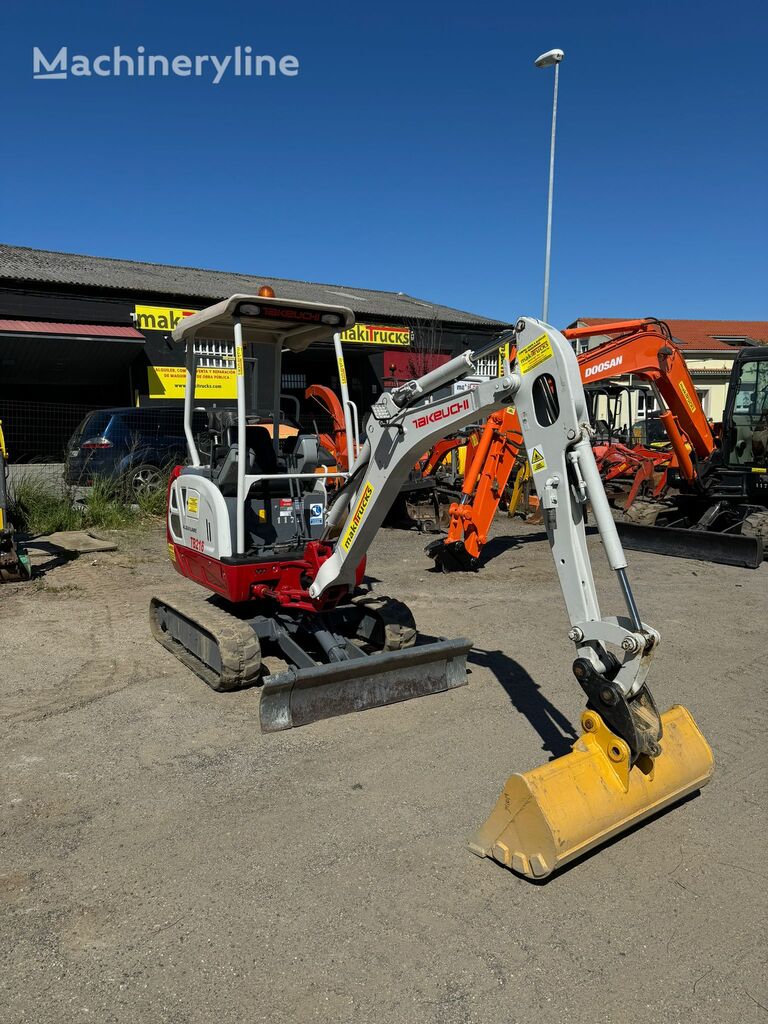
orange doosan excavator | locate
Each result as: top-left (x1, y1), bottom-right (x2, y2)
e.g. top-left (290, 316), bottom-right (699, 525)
top-left (428, 318), bottom-right (766, 570)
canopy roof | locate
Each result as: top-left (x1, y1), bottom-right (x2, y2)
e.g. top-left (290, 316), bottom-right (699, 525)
top-left (171, 294), bottom-right (354, 351)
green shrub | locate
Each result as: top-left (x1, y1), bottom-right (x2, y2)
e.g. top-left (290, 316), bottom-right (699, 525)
top-left (8, 471), bottom-right (168, 535)
top-left (8, 475), bottom-right (81, 534)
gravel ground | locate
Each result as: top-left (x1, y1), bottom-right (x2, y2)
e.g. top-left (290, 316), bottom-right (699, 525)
top-left (1, 520), bottom-right (766, 1024)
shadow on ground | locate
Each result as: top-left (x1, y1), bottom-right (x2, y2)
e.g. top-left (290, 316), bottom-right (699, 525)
top-left (469, 646), bottom-right (578, 758)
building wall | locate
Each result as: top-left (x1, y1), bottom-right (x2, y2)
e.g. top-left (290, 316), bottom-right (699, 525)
top-left (0, 282), bottom-right (498, 460)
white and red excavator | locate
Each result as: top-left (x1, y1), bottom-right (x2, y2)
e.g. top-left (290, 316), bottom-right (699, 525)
top-left (150, 294), bottom-right (713, 879)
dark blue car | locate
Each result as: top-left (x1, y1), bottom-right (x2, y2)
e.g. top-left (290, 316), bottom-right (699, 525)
top-left (65, 407), bottom-right (206, 497)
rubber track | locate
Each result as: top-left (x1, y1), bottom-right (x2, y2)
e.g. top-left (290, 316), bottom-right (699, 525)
top-left (150, 592), bottom-right (262, 692)
top-left (351, 594), bottom-right (417, 651)
top-left (743, 511), bottom-right (768, 549)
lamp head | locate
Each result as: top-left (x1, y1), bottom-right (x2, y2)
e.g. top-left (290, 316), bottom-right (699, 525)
top-left (534, 48), bottom-right (565, 68)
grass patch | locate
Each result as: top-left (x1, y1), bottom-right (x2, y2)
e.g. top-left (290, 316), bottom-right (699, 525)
top-left (8, 472), bottom-right (169, 535)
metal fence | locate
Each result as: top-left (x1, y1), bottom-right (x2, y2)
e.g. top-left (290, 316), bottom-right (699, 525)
top-left (1, 396), bottom-right (342, 497)
top-left (1, 399), bottom-right (107, 492)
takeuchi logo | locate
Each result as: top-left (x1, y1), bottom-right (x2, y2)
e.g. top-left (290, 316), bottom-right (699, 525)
top-left (411, 397), bottom-right (471, 430)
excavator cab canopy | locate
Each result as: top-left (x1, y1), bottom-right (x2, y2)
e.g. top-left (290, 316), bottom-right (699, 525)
top-left (172, 293), bottom-right (357, 559)
top-left (171, 293), bottom-right (354, 350)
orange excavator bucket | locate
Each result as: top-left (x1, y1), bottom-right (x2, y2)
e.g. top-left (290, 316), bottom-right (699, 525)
top-left (470, 705), bottom-right (713, 880)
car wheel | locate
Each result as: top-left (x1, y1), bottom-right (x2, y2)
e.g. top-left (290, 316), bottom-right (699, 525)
top-left (124, 464), bottom-right (163, 500)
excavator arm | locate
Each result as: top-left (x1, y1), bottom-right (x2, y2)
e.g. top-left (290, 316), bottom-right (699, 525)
top-left (314, 318), bottom-right (712, 877)
top-left (316, 319), bottom-right (660, 742)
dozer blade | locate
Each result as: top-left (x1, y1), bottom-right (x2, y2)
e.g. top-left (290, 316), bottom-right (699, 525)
top-left (470, 705), bottom-right (714, 880)
top-left (259, 637), bottom-right (471, 732)
top-left (616, 521), bottom-right (763, 569)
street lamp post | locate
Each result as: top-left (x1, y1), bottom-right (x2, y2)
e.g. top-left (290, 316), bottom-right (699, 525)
top-left (535, 48), bottom-right (565, 324)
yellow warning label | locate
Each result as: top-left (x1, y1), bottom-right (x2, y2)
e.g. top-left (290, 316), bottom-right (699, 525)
top-left (337, 356), bottom-right (347, 387)
top-left (167, 542), bottom-right (176, 562)
top-left (236, 346), bottom-right (244, 378)
top-left (752, 467), bottom-right (767, 474)
top-left (498, 341), bottom-right (510, 377)
top-left (186, 495), bottom-right (199, 515)
top-left (519, 333), bottom-right (553, 375)
top-left (341, 481), bottom-right (375, 551)
top-left (529, 446), bottom-right (547, 473)
top-left (678, 380), bottom-right (697, 414)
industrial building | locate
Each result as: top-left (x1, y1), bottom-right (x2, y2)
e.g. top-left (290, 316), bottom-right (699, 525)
top-left (0, 245), bottom-right (505, 462)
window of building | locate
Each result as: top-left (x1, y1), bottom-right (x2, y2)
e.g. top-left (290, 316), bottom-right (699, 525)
top-left (636, 391), bottom-right (658, 420)
top-left (473, 355), bottom-right (499, 379)
top-left (192, 339), bottom-right (235, 368)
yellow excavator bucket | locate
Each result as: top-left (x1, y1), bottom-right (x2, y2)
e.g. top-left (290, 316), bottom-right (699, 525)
top-left (470, 705), bottom-right (713, 880)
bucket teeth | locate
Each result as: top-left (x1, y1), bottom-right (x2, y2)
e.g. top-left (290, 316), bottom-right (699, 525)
top-left (471, 705), bottom-right (714, 880)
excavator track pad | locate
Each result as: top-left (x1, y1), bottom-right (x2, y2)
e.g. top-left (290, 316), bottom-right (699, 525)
top-left (470, 705), bottom-right (713, 880)
top-left (150, 592), bottom-right (263, 692)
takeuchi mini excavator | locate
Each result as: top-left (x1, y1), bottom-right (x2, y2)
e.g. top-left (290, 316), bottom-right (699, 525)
top-left (151, 294), bottom-right (713, 879)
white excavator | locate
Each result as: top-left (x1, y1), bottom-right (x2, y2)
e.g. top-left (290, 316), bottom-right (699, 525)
top-left (151, 294), bottom-right (713, 879)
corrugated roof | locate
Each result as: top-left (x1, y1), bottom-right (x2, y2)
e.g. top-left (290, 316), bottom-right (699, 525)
top-left (0, 319), bottom-right (144, 339)
top-left (0, 244), bottom-right (506, 328)
top-left (575, 318), bottom-right (768, 352)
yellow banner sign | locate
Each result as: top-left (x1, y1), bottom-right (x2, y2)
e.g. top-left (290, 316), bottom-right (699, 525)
top-left (339, 323), bottom-right (411, 347)
top-left (148, 365), bottom-right (237, 400)
top-left (135, 304), bottom-right (197, 332)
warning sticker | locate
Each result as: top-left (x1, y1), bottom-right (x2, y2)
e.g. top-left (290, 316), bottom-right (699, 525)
top-left (678, 380), bottom-right (697, 414)
top-left (186, 494), bottom-right (199, 517)
top-left (519, 333), bottom-right (553, 375)
top-left (167, 542), bottom-right (176, 562)
top-left (529, 447), bottom-right (547, 473)
top-left (337, 356), bottom-right (347, 387)
top-left (497, 341), bottom-right (510, 377)
top-left (236, 346), bottom-right (244, 377)
top-left (341, 481), bottom-right (375, 551)
top-left (309, 502), bottom-right (324, 526)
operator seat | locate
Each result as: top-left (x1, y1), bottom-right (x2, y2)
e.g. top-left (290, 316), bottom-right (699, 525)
top-left (213, 444), bottom-right (256, 496)
top-left (214, 426), bottom-right (294, 499)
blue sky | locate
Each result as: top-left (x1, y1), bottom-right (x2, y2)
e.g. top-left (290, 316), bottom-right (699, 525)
top-left (2, 0), bottom-right (765, 327)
